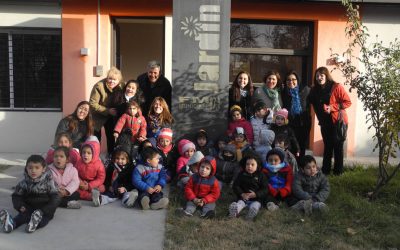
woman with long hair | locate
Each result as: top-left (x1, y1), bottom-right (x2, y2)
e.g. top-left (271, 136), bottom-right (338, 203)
top-left (308, 67), bottom-right (351, 175)
top-left (55, 101), bottom-right (94, 149)
top-left (228, 71), bottom-right (255, 120)
top-left (146, 97), bottom-right (174, 139)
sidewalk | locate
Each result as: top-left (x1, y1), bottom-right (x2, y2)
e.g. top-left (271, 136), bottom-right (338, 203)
top-left (0, 153), bottom-right (167, 250)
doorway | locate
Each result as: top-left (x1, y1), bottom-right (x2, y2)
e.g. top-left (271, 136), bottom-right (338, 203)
top-left (112, 18), bottom-right (164, 81)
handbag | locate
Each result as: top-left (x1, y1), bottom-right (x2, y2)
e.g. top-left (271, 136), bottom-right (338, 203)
top-left (335, 109), bottom-right (348, 142)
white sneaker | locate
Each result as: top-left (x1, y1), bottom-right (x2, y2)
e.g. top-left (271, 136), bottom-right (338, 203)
top-left (67, 200), bottom-right (81, 209)
top-left (125, 190), bottom-right (139, 207)
top-left (229, 202), bottom-right (239, 218)
top-left (92, 189), bottom-right (101, 207)
top-left (267, 202), bottom-right (279, 211)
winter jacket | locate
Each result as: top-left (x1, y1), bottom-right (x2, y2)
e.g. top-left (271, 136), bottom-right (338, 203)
top-left (215, 157), bottom-right (240, 183)
top-left (132, 162), bottom-right (166, 192)
top-left (12, 170), bottom-right (60, 218)
top-left (89, 78), bottom-right (124, 131)
top-left (251, 112), bottom-right (274, 147)
top-left (228, 87), bottom-right (254, 120)
top-left (233, 169), bottom-right (269, 203)
top-left (185, 157), bottom-right (220, 204)
top-left (252, 87), bottom-right (283, 112)
top-left (112, 89), bottom-right (145, 119)
top-left (227, 118), bottom-right (254, 144)
top-left (149, 137), bottom-right (178, 176)
top-left (270, 124), bottom-right (300, 155)
top-left (292, 171), bottom-right (330, 202)
top-left (75, 140), bottom-right (106, 190)
top-left (55, 117), bottom-right (89, 149)
top-left (308, 82), bottom-right (351, 127)
top-left (48, 163), bottom-right (80, 195)
top-left (45, 147), bottom-right (80, 166)
top-left (114, 111), bottom-right (147, 143)
top-left (104, 162), bottom-right (135, 195)
top-left (282, 85), bottom-right (312, 129)
top-left (138, 72), bottom-right (171, 116)
top-left (262, 163), bottom-right (293, 198)
top-left (229, 141), bottom-right (255, 162)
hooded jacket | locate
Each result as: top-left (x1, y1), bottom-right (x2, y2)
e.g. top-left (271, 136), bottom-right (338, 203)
top-left (48, 162), bottom-right (80, 195)
top-left (176, 139), bottom-right (196, 174)
top-left (75, 139), bottom-right (106, 190)
top-left (12, 170), bottom-right (60, 218)
top-left (185, 157), bottom-right (220, 204)
top-left (227, 118), bottom-right (254, 144)
top-left (113, 109), bottom-right (147, 143)
top-left (262, 162), bottom-right (293, 198)
top-left (292, 171), bottom-right (330, 202)
top-left (233, 157), bottom-right (268, 202)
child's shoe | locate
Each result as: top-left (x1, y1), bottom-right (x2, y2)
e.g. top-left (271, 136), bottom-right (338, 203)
top-left (304, 199), bottom-right (313, 216)
top-left (267, 202), bottom-right (279, 211)
top-left (150, 197), bottom-right (169, 210)
top-left (92, 188), bottom-right (101, 207)
top-left (0, 209), bottom-right (14, 233)
top-left (141, 196), bottom-right (150, 210)
top-left (125, 190), bottom-right (139, 207)
top-left (175, 208), bottom-right (193, 217)
top-left (245, 206), bottom-right (259, 221)
top-left (67, 200), bottom-right (81, 209)
top-left (228, 202), bottom-right (239, 218)
top-left (201, 210), bottom-right (216, 219)
top-left (26, 209), bottom-right (43, 233)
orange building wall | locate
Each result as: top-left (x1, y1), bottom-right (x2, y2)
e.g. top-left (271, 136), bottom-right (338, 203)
top-left (62, 0), bottom-right (358, 156)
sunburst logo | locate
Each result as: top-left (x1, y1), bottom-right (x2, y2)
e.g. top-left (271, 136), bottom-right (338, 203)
top-left (181, 16), bottom-right (202, 38)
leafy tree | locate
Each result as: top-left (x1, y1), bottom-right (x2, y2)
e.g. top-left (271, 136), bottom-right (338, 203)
top-left (331, 0), bottom-right (400, 199)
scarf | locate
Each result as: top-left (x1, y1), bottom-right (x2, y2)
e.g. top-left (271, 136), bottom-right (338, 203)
top-left (289, 86), bottom-right (302, 116)
top-left (157, 143), bottom-right (173, 155)
top-left (240, 89), bottom-right (248, 98)
top-left (148, 114), bottom-right (161, 135)
top-left (263, 162), bottom-right (286, 173)
top-left (262, 86), bottom-right (281, 110)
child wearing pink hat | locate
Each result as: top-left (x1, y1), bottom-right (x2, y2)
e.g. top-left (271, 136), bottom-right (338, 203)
top-left (270, 108), bottom-right (300, 157)
top-left (176, 139), bottom-right (196, 174)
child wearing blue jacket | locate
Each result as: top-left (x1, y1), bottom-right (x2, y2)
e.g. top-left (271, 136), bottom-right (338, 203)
top-left (132, 147), bottom-right (169, 210)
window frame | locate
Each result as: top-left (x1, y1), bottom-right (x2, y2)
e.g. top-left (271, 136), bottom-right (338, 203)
top-left (0, 27), bottom-right (62, 112)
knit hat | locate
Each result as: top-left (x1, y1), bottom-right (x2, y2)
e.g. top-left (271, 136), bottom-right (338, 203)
top-left (158, 128), bottom-right (173, 141)
top-left (254, 101), bottom-right (267, 111)
top-left (187, 151), bottom-right (204, 165)
top-left (234, 127), bottom-right (245, 136)
top-left (178, 139), bottom-right (196, 155)
top-left (222, 144), bottom-right (236, 154)
top-left (266, 148), bottom-right (285, 163)
top-left (275, 108), bottom-right (289, 124)
top-left (230, 105), bottom-right (242, 115)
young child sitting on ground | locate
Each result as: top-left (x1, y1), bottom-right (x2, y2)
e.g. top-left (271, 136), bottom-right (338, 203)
top-left (150, 128), bottom-right (176, 181)
top-left (177, 151), bottom-right (204, 190)
top-left (45, 132), bottom-right (80, 166)
top-left (251, 101), bottom-right (275, 164)
top-left (132, 147), bottom-right (169, 210)
top-left (176, 139), bottom-right (196, 174)
top-left (227, 105), bottom-right (254, 145)
top-left (0, 155), bottom-right (60, 233)
top-left (103, 146), bottom-right (138, 207)
top-left (262, 148), bottom-right (294, 211)
top-left (194, 129), bottom-right (213, 156)
top-left (75, 137), bottom-right (106, 207)
top-left (211, 134), bottom-right (230, 157)
top-left (48, 146), bottom-right (81, 209)
top-left (291, 155), bottom-right (330, 215)
top-left (178, 156), bottom-right (220, 218)
top-left (229, 154), bottom-right (268, 220)
top-left (274, 134), bottom-right (298, 173)
top-left (270, 108), bottom-right (300, 157)
top-left (216, 144), bottom-right (240, 187)
top-left (229, 127), bottom-right (254, 162)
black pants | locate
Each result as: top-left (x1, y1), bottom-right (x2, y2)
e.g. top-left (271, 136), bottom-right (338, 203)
top-left (138, 191), bottom-right (163, 205)
top-left (13, 209), bottom-right (51, 230)
top-left (292, 125), bottom-right (310, 161)
top-left (94, 116), bottom-right (116, 154)
top-left (59, 191), bottom-right (80, 207)
top-left (320, 124), bottom-right (344, 175)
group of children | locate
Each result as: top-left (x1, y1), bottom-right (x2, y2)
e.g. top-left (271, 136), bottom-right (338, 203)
top-left (0, 94), bottom-right (331, 233)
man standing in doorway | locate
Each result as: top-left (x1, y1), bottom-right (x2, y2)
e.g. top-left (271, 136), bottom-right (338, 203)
top-left (137, 60), bottom-right (172, 116)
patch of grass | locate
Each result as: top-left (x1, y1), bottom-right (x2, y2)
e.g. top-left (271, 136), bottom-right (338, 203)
top-left (0, 165), bottom-right (11, 173)
top-left (164, 167), bottom-right (400, 250)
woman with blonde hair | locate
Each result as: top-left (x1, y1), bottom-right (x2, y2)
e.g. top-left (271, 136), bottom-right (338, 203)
top-left (146, 97), bottom-right (174, 139)
top-left (89, 66), bottom-right (125, 154)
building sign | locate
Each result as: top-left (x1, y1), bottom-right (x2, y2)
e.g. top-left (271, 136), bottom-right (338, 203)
top-left (172, 0), bottom-right (231, 140)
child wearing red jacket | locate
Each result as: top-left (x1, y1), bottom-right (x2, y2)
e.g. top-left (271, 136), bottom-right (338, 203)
top-left (227, 105), bottom-right (254, 144)
top-left (75, 137), bottom-right (106, 207)
top-left (262, 148), bottom-right (293, 211)
top-left (178, 156), bottom-right (220, 218)
top-left (113, 100), bottom-right (147, 144)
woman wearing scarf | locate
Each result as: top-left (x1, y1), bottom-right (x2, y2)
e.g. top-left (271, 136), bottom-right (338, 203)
top-left (252, 70), bottom-right (283, 112)
top-left (282, 71), bottom-right (311, 160)
top-left (228, 71), bottom-right (255, 120)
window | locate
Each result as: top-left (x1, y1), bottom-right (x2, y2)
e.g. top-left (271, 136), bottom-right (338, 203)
top-left (230, 20), bottom-right (313, 87)
top-left (0, 29), bottom-right (61, 110)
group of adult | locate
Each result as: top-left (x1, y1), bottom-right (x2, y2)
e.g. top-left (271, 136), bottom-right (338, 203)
top-left (228, 67), bottom-right (351, 175)
top-left (54, 61), bottom-right (351, 176)
top-left (54, 60), bottom-right (171, 154)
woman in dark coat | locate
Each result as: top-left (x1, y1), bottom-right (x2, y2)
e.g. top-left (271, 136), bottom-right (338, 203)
top-left (228, 71), bottom-right (255, 120)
